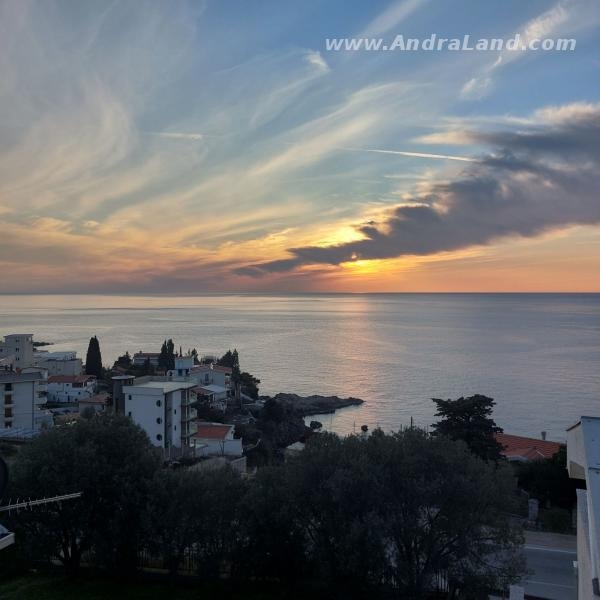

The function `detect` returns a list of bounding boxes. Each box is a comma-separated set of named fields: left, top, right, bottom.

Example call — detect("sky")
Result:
left=0, top=0, right=599, bottom=293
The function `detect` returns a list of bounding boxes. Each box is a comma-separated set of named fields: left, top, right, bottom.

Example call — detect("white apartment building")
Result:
left=123, top=379, right=198, bottom=452
left=0, top=369, right=50, bottom=430
left=47, top=375, right=96, bottom=403
left=34, top=351, right=83, bottom=376
left=568, top=416, right=600, bottom=599
left=0, top=334, right=34, bottom=368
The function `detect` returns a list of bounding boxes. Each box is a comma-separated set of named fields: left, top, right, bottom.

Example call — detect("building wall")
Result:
left=0, top=334, right=34, bottom=367
left=35, top=358, right=82, bottom=376
left=47, top=381, right=95, bottom=402
left=194, top=437, right=243, bottom=457
left=123, top=384, right=193, bottom=449
left=576, top=488, right=595, bottom=600
left=0, top=373, right=48, bottom=430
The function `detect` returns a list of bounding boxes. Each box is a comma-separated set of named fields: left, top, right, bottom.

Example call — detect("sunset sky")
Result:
left=1, top=0, right=599, bottom=293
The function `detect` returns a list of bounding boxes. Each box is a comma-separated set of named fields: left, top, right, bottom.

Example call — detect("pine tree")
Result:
left=85, top=336, right=103, bottom=378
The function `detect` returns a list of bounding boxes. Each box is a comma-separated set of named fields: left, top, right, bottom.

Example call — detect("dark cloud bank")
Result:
left=236, top=106, right=600, bottom=276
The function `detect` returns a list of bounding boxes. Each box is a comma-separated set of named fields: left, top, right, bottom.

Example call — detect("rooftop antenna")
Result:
left=0, top=457, right=81, bottom=551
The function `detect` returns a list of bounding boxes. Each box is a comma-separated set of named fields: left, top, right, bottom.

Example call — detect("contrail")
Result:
left=342, top=146, right=478, bottom=162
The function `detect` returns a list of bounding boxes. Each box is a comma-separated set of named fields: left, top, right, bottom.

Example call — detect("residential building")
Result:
left=78, top=393, right=109, bottom=414
left=0, top=334, right=34, bottom=368
left=192, top=423, right=242, bottom=457
left=0, top=369, right=50, bottom=430
left=123, top=379, right=197, bottom=452
left=169, top=355, right=195, bottom=377
left=132, top=352, right=161, bottom=368
left=496, top=432, right=563, bottom=462
left=47, top=375, right=96, bottom=403
left=34, top=351, right=82, bottom=376
left=111, top=374, right=135, bottom=414
left=567, top=416, right=600, bottom=599
left=190, top=363, right=231, bottom=389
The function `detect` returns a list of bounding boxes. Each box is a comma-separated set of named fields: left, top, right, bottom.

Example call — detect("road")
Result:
left=521, top=531, right=577, bottom=600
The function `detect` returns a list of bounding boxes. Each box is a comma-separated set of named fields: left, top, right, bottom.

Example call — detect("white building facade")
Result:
left=123, top=379, right=197, bottom=451
left=34, top=351, right=83, bottom=376
left=0, top=369, right=50, bottom=430
left=567, top=416, right=600, bottom=599
left=47, top=375, right=96, bottom=403
left=0, top=334, right=34, bottom=368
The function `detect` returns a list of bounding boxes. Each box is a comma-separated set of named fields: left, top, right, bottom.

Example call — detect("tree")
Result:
left=85, top=335, right=103, bottom=378
left=158, top=339, right=176, bottom=371
left=239, top=371, right=260, bottom=400
left=114, top=351, right=132, bottom=368
left=285, top=430, right=524, bottom=598
left=145, top=469, right=208, bottom=577
left=431, top=394, right=504, bottom=462
left=516, top=446, right=580, bottom=509
left=8, top=415, right=159, bottom=576
left=191, top=348, right=200, bottom=365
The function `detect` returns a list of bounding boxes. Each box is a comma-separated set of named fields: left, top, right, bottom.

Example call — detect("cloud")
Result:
left=361, top=0, right=430, bottom=36
left=148, top=132, right=204, bottom=141
left=236, top=103, right=600, bottom=276
left=304, top=50, right=330, bottom=72
left=459, top=0, right=599, bottom=101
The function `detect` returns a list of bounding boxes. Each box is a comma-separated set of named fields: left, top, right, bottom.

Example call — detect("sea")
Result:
left=0, top=293, right=598, bottom=442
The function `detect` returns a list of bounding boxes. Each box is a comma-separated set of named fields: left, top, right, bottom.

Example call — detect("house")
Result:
left=193, top=384, right=228, bottom=410
left=0, top=334, right=34, bottom=368
left=47, top=375, right=96, bottom=403
left=123, top=379, right=197, bottom=452
left=34, top=350, right=82, bottom=376
left=168, top=355, right=195, bottom=377
left=192, top=423, right=243, bottom=457
left=189, top=363, right=231, bottom=391
left=567, top=417, right=600, bottom=600
left=78, top=393, right=109, bottom=414
left=0, top=369, right=50, bottom=430
left=132, top=352, right=161, bottom=368
left=495, top=432, right=563, bottom=462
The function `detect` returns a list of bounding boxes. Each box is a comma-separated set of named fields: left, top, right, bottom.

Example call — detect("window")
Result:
left=4, top=383, right=12, bottom=391
left=174, top=409, right=177, bottom=415
left=156, top=417, right=162, bottom=424
left=128, top=394, right=132, bottom=400
left=128, top=412, right=132, bottom=417
left=156, top=434, right=163, bottom=441
left=156, top=399, right=162, bottom=407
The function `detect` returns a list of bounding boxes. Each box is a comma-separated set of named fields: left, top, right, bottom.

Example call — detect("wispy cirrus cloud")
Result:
left=460, top=0, right=599, bottom=100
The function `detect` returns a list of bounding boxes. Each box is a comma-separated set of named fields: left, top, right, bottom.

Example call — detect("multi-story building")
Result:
left=47, top=375, right=96, bottom=403
left=132, top=352, right=161, bottom=368
left=123, top=379, right=197, bottom=453
left=34, top=351, right=83, bottom=376
left=0, top=369, right=50, bottom=430
left=0, top=334, right=34, bottom=368
left=567, top=416, right=600, bottom=600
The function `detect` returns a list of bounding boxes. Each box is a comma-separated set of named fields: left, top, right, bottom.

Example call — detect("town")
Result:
left=0, top=331, right=598, bottom=599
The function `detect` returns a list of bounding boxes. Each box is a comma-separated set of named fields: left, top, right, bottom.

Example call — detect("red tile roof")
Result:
left=48, top=375, right=96, bottom=384
left=194, top=424, right=233, bottom=440
left=495, top=433, right=563, bottom=461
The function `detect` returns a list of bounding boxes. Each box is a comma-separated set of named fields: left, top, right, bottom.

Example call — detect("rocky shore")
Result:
left=260, top=392, right=364, bottom=416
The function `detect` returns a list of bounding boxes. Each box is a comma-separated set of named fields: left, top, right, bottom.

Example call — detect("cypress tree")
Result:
left=85, top=336, right=103, bottom=378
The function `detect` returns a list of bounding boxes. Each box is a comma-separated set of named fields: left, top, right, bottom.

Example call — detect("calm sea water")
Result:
left=0, top=294, right=598, bottom=441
